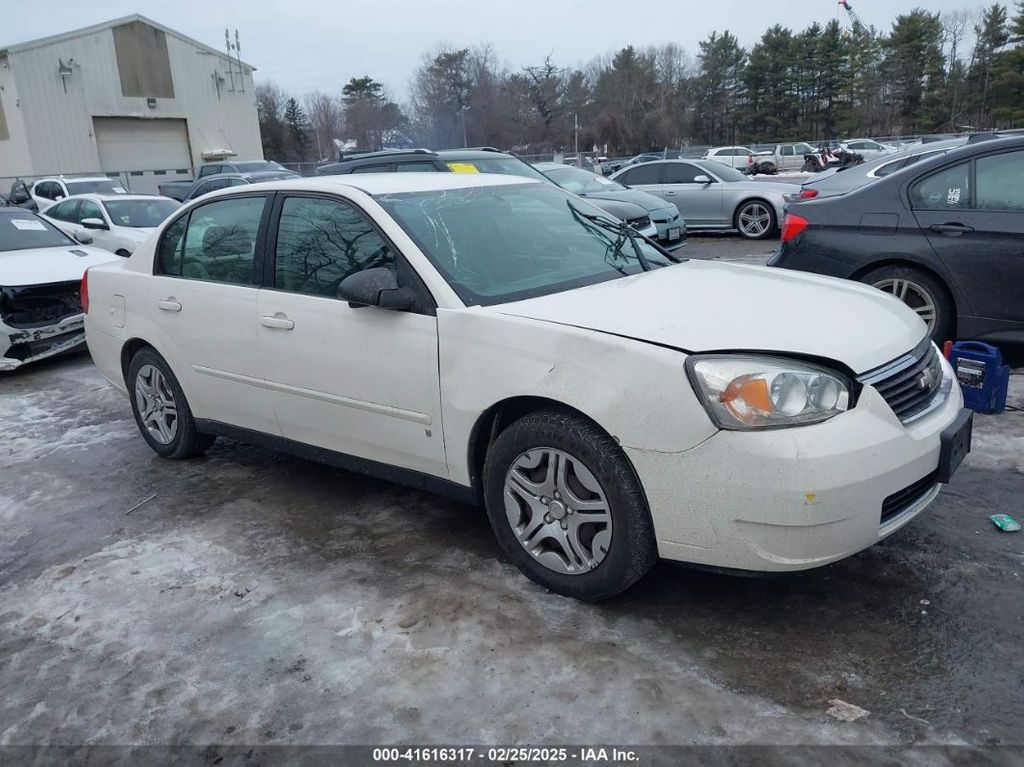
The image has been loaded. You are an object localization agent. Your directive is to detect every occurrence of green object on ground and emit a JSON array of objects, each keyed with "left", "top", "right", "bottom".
[{"left": 990, "top": 514, "right": 1022, "bottom": 532}]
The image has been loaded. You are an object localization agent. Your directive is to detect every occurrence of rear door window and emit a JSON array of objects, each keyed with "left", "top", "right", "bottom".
[
  {"left": 620, "top": 164, "right": 661, "bottom": 185},
  {"left": 177, "top": 196, "right": 266, "bottom": 284},
  {"left": 46, "top": 200, "right": 80, "bottom": 222},
  {"left": 911, "top": 163, "right": 971, "bottom": 210},
  {"left": 976, "top": 151, "right": 1024, "bottom": 211}
]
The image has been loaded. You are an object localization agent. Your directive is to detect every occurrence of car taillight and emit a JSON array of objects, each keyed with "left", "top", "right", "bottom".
[
  {"left": 799, "top": 189, "right": 818, "bottom": 199},
  {"left": 747, "top": 155, "right": 753, "bottom": 164},
  {"left": 780, "top": 213, "right": 809, "bottom": 242},
  {"left": 81, "top": 268, "right": 90, "bottom": 314}
]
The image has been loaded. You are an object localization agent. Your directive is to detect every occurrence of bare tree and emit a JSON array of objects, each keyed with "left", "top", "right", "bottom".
[{"left": 304, "top": 90, "right": 343, "bottom": 161}]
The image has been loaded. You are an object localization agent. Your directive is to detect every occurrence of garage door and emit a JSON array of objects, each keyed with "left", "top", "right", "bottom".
[{"left": 93, "top": 117, "right": 192, "bottom": 194}]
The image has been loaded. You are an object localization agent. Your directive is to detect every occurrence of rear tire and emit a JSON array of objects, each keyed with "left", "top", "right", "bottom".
[
  {"left": 860, "top": 265, "right": 954, "bottom": 342},
  {"left": 127, "top": 348, "right": 214, "bottom": 459},
  {"left": 483, "top": 410, "right": 657, "bottom": 601},
  {"left": 735, "top": 199, "right": 777, "bottom": 240}
]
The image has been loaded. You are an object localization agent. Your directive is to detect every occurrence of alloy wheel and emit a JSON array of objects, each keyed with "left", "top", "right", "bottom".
[
  {"left": 134, "top": 364, "right": 178, "bottom": 445},
  {"left": 872, "top": 278, "right": 937, "bottom": 333},
  {"left": 738, "top": 202, "right": 772, "bottom": 238},
  {"left": 503, "top": 448, "right": 612, "bottom": 575}
]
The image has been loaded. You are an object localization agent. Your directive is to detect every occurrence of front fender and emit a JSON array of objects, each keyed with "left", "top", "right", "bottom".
[{"left": 437, "top": 308, "right": 716, "bottom": 486}]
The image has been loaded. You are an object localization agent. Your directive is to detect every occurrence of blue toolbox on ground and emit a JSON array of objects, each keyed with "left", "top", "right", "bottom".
[{"left": 948, "top": 341, "right": 1010, "bottom": 414}]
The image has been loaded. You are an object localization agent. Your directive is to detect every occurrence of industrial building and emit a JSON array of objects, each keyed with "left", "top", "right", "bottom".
[{"left": 0, "top": 15, "right": 262, "bottom": 194}]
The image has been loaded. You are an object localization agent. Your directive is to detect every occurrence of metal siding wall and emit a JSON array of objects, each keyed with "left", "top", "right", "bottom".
[
  {"left": 9, "top": 23, "right": 262, "bottom": 182},
  {"left": 0, "top": 55, "right": 34, "bottom": 176}
]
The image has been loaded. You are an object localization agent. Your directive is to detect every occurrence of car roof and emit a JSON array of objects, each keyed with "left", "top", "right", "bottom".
[
  {"left": 36, "top": 175, "right": 115, "bottom": 183},
  {"left": 53, "top": 193, "right": 171, "bottom": 202},
  {"left": 535, "top": 162, "right": 581, "bottom": 171},
  {"left": 238, "top": 173, "right": 539, "bottom": 197}
]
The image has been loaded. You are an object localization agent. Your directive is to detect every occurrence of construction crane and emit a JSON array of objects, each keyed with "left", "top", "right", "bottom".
[{"left": 838, "top": 0, "right": 866, "bottom": 32}]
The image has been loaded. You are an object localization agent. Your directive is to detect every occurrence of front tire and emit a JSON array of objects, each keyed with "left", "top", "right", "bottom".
[
  {"left": 860, "top": 265, "right": 954, "bottom": 342},
  {"left": 127, "top": 348, "right": 214, "bottom": 459},
  {"left": 483, "top": 410, "right": 657, "bottom": 601},
  {"left": 735, "top": 199, "right": 776, "bottom": 240}
]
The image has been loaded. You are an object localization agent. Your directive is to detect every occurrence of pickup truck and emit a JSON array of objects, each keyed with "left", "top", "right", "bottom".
[
  {"left": 748, "top": 142, "right": 817, "bottom": 173},
  {"left": 157, "top": 160, "right": 291, "bottom": 201}
]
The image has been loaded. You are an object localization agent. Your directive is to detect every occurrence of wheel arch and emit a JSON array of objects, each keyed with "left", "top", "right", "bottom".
[
  {"left": 120, "top": 337, "right": 158, "bottom": 384},
  {"left": 466, "top": 396, "right": 626, "bottom": 503}
]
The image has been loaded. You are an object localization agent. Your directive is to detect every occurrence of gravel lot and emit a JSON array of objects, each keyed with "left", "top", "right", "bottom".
[{"left": 1, "top": 332, "right": 1022, "bottom": 749}]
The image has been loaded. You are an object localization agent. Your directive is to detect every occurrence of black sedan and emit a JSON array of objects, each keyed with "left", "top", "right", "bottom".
[{"left": 770, "top": 136, "right": 1024, "bottom": 344}]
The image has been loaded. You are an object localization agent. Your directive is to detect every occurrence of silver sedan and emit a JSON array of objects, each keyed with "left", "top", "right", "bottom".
[{"left": 610, "top": 160, "right": 799, "bottom": 240}]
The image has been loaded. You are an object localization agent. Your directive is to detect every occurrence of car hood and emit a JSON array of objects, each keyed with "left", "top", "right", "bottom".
[
  {"left": 1, "top": 245, "right": 116, "bottom": 287},
  {"left": 494, "top": 260, "right": 924, "bottom": 374},
  {"left": 584, "top": 198, "right": 649, "bottom": 221},
  {"left": 580, "top": 189, "right": 674, "bottom": 216}
]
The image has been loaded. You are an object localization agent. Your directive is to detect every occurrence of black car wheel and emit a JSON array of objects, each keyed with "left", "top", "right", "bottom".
[
  {"left": 483, "top": 410, "right": 657, "bottom": 601},
  {"left": 860, "top": 265, "right": 954, "bottom": 342}
]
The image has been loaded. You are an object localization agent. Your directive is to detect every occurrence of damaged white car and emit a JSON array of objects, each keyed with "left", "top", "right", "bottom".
[
  {"left": 84, "top": 175, "right": 971, "bottom": 600},
  {"left": 1, "top": 208, "right": 115, "bottom": 371}
]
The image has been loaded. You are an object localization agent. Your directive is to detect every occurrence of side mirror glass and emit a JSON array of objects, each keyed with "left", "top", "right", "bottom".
[
  {"left": 694, "top": 175, "right": 712, "bottom": 184},
  {"left": 81, "top": 217, "right": 108, "bottom": 230},
  {"left": 74, "top": 230, "right": 94, "bottom": 245},
  {"left": 337, "top": 267, "right": 414, "bottom": 311}
]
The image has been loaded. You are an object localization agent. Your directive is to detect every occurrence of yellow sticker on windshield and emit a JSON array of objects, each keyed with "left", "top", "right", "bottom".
[{"left": 447, "top": 162, "right": 480, "bottom": 174}]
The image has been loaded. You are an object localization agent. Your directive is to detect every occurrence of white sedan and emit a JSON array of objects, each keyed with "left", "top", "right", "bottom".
[
  {"left": 0, "top": 209, "right": 114, "bottom": 371},
  {"left": 82, "top": 174, "right": 971, "bottom": 600},
  {"left": 40, "top": 194, "right": 180, "bottom": 257},
  {"left": 840, "top": 139, "right": 897, "bottom": 161}
]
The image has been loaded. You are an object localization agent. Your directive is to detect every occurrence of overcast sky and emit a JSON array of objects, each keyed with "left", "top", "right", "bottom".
[{"left": 4, "top": 0, "right": 983, "bottom": 99}]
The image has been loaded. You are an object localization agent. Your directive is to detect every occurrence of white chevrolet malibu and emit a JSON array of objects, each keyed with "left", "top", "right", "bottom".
[{"left": 83, "top": 174, "right": 972, "bottom": 600}]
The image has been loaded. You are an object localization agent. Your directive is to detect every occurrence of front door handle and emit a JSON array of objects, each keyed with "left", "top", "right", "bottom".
[
  {"left": 157, "top": 298, "right": 182, "bottom": 312},
  {"left": 929, "top": 223, "right": 974, "bottom": 236},
  {"left": 260, "top": 314, "right": 295, "bottom": 330}
]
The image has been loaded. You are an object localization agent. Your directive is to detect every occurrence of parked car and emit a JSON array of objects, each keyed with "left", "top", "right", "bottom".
[
  {"left": 315, "top": 147, "right": 547, "bottom": 179},
  {"left": 536, "top": 162, "right": 686, "bottom": 248},
  {"left": 181, "top": 171, "right": 301, "bottom": 202},
  {"left": 751, "top": 142, "right": 817, "bottom": 173},
  {"left": 702, "top": 146, "right": 755, "bottom": 170},
  {"left": 839, "top": 139, "right": 896, "bottom": 161},
  {"left": 39, "top": 194, "right": 180, "bottom": 256},
  {"left": 772, "top": 137, "right": 1024, "bottom": 344},
  {"left": 0, "top": 208, "right": 114, "bottom": 371},
  {"left": 83, "top": 173, "right": 970, "bottom": 599},
  {"left": 788, "top": 139, "right": 966, "bottom": 202},
  {"left": 21, "top": 175, "right": 129, "bottom": 211},
  {"left": 610, "top": 160, "right": 799, "bottom": 239},
  {"left": 316, "top": 148, "right": 659, "bottom": 239},
  {"left": 157, "top": 160, "right": 291, "bottom": 201}
]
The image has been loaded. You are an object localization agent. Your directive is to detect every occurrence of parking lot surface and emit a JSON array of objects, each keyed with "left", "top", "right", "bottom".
[{"left": 1, "top": 354, "right": 1022, "bottom": 747}]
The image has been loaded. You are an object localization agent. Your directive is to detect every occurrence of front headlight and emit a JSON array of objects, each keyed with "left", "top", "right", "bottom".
[{"left": 686, "top": 355, "right": 851, "bottom": 430}]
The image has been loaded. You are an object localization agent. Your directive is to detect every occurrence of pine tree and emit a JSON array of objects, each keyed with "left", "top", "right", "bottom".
[
  {"left": 991, "top": 2, "right": 1024, "bottom": 125},
  {"left": 284, "top": 98, "right": 310, "bottom": 161},
  {"left": 966, "top": 5, "right": 1010, "bottom": 128}
]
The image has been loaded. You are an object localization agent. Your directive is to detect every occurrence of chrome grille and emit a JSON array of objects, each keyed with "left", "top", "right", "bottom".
[{"left": 860, "top": 338, "right": 946, "bottom": 423}]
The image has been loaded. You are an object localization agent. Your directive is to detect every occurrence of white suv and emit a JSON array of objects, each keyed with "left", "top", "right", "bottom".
[
  {"left": 82, "top": 174, "right": 971, "bottom": 600},
  {"left": 28, "top": 175, "right": 129, "bottom": 211}
]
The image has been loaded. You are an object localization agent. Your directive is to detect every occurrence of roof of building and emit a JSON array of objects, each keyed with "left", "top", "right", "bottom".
[{"left": 0, "top": 14, "right": 255, "bottom": 69}]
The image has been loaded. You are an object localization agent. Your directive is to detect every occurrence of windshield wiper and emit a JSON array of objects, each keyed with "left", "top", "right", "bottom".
[{"left": 567, "top": 201, "right": 654, "bottom": 272}]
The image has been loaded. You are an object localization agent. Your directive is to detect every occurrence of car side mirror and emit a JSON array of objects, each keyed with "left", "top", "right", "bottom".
[
  {"left": 73, "top": 230, "right": 94, "bottom": 245},
  {"left": 337, "top": 267, "right": 414, "bottom": 311},
  {"left": 694, "top": 175, "right": 712, "bottom": 185},
  {"left": 81, "top": 217, "right": 108, "bottom": 230},
  {"left": 9, "top": 182, "right": 30, "bottom": 205}
]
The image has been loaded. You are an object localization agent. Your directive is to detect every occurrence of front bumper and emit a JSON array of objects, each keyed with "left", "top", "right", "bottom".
[
  {"left": 628, "top": 355, "right": 965, "bottom": 571},
  {"left": 652, "top": 211, "right": 687, "bottom": 248},
  {"left": 0, "top": 315, "right": 87, "bottom": 371}
]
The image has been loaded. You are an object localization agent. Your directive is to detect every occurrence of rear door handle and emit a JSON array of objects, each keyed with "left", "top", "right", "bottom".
[
  {"left": 157, "top": 298, "right": 182, "bottom": 312},
  {"left": 929, "top": 223, "right": 974, "bottom": 236},
  {"left": 260, "top": 314, "right": 295, "bottom": 330}
]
